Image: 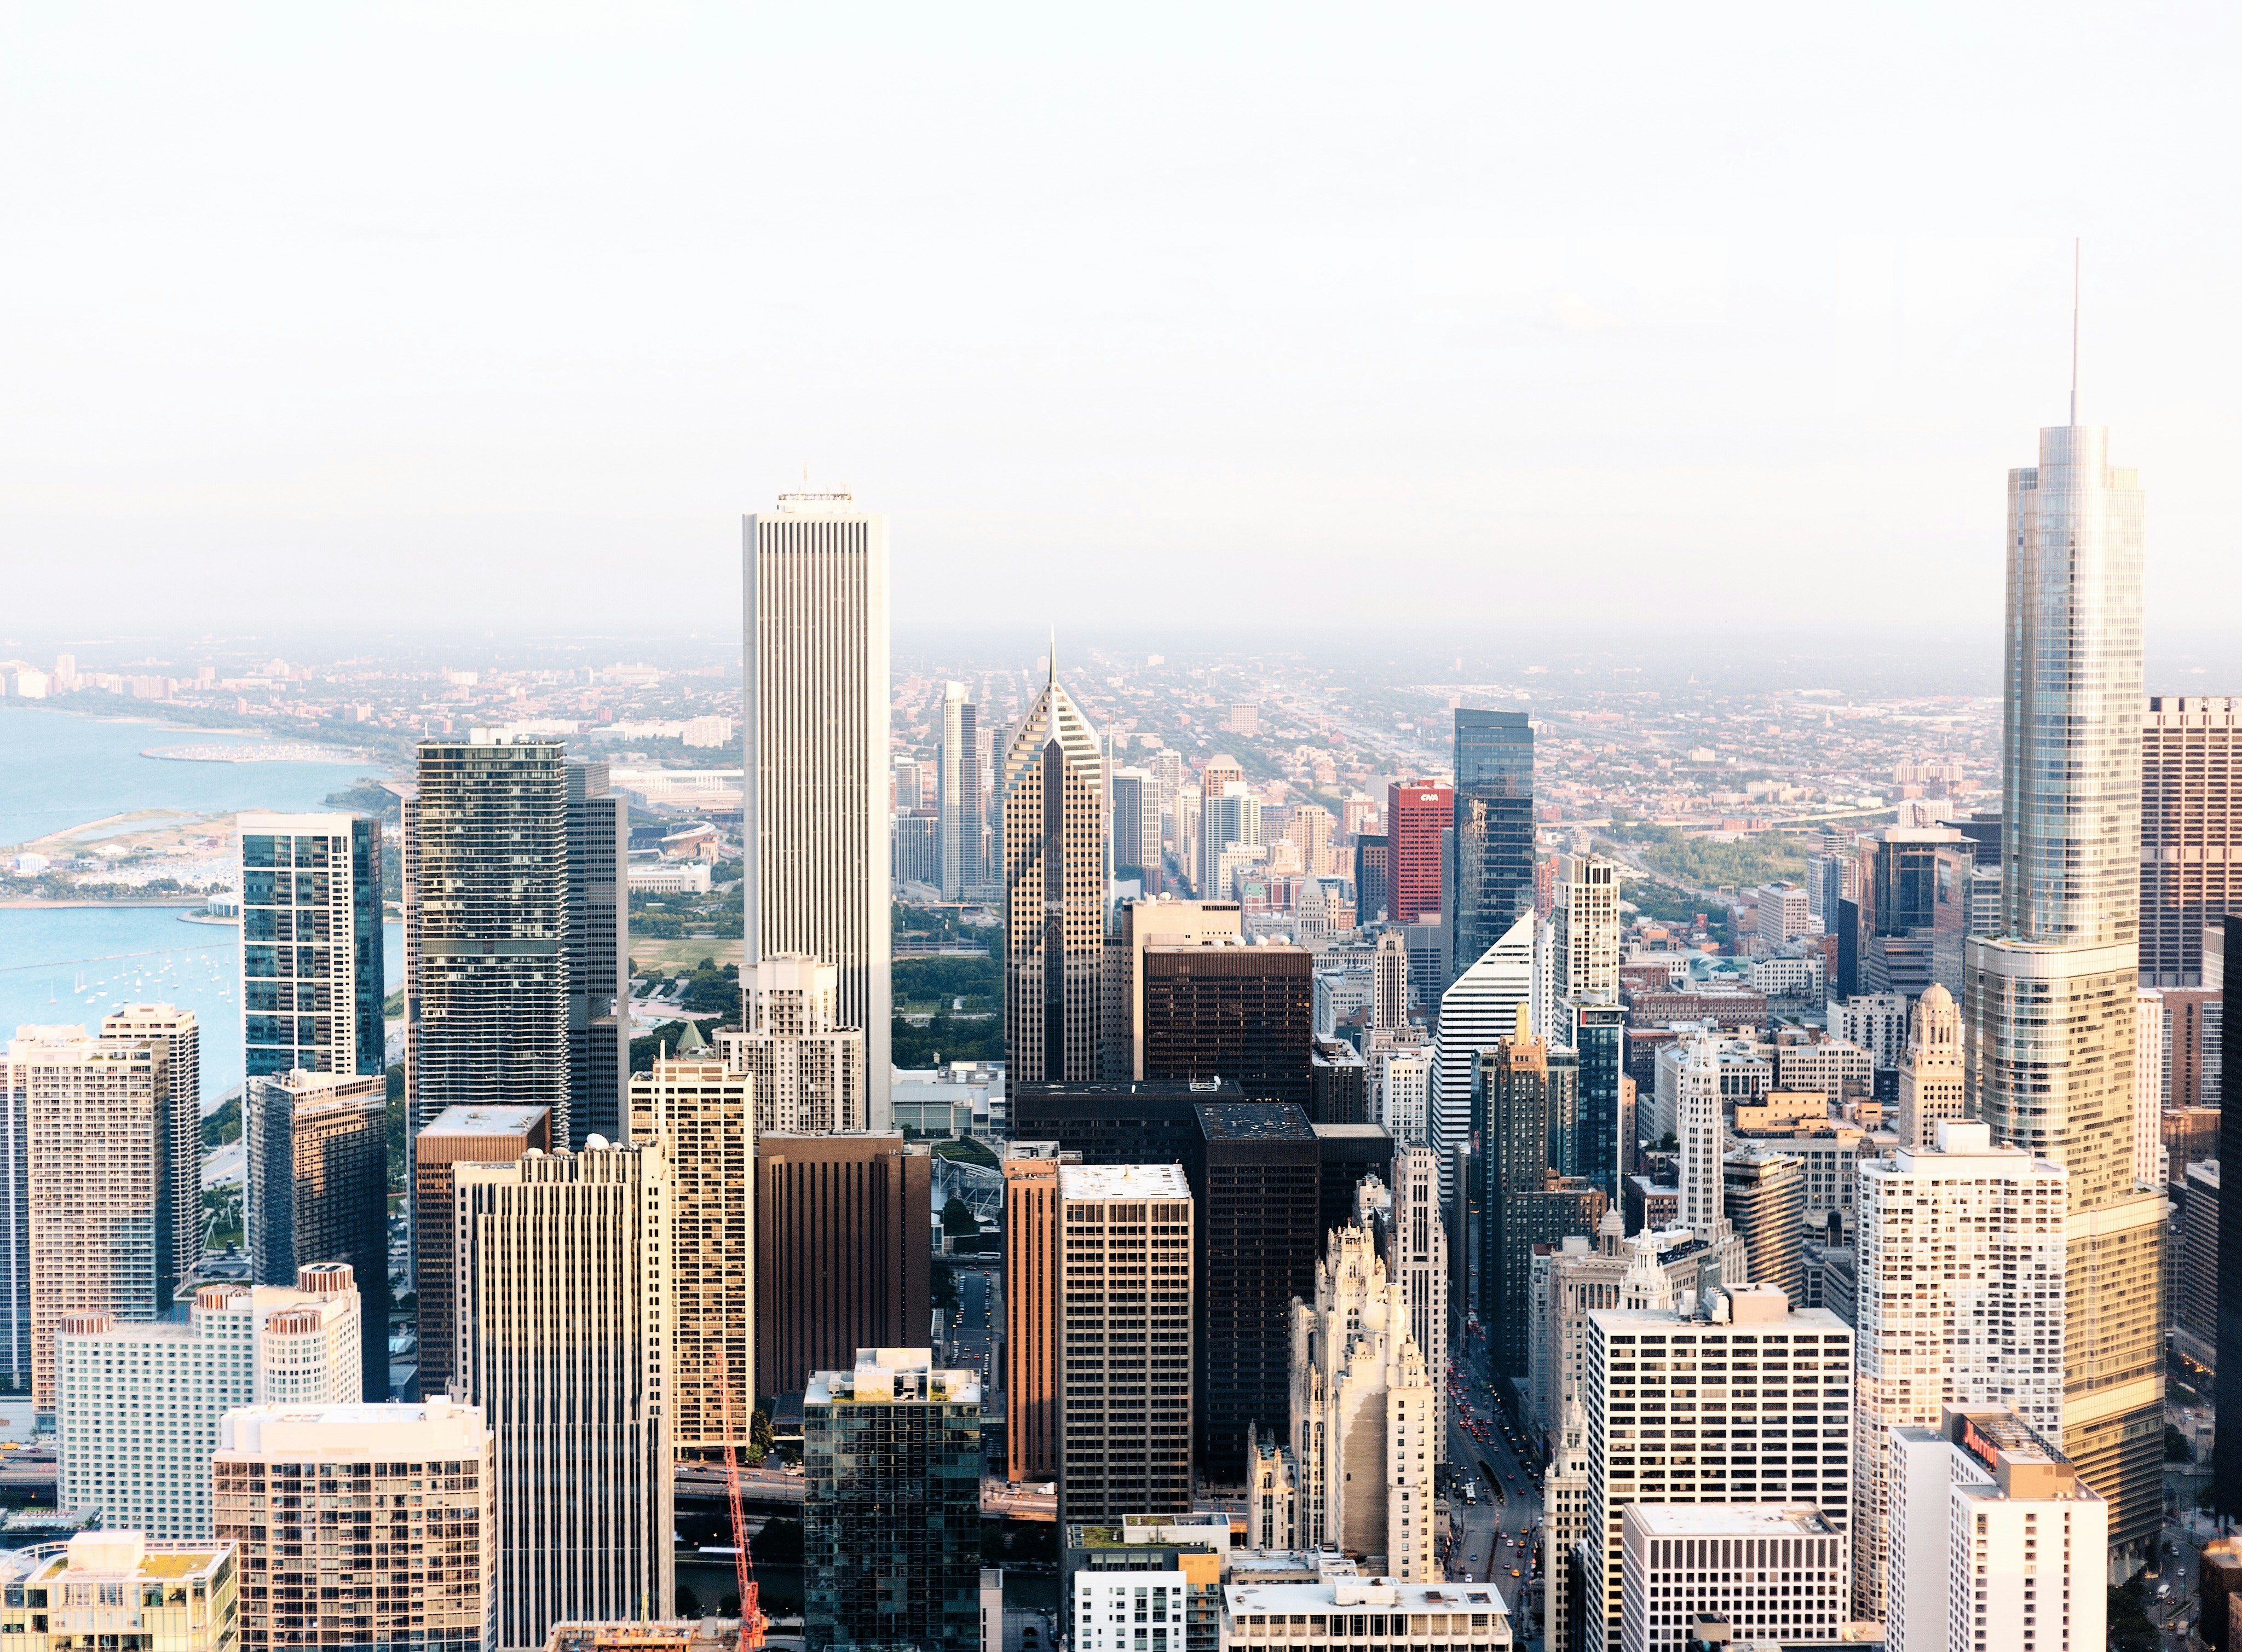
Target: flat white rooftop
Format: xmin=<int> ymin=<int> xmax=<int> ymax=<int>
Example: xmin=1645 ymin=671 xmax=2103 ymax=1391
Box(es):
xmin=1624 ymin=1504 xmax=1834 ymax=1537
xmin=1063 ymin=1163 xmax=1191 ymax=1201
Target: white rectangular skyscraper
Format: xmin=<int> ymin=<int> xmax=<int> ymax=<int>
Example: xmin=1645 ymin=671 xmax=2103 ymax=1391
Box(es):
xmin=745 ymin=495 xmax=892 ymax=1127
xmin=1851 ymin=1120 xmax=2066 ymax=1620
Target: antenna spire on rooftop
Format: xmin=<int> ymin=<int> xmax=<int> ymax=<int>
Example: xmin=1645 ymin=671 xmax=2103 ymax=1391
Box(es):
xmin=2070 ymin=237 xmax=2080 ymax=425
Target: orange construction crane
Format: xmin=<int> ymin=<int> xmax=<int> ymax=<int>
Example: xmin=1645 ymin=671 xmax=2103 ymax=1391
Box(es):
xmin=717 ymin=1364 xmax=768 ymax=1649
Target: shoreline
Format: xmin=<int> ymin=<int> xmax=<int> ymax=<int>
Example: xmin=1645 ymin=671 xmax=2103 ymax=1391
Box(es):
xmin=0 ymin=899 xmax=207 ymax=910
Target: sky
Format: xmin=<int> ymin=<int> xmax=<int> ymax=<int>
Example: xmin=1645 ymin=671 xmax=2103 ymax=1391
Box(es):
xmin=4 ymin=4 xmax=2239 ymax=646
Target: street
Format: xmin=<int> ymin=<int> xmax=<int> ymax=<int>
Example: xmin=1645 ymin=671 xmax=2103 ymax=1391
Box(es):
xmin=1442 ymin=1347 xmax=1544 ymax=1631
xmin=945 ymin=1262 xmax=999 ymax=1393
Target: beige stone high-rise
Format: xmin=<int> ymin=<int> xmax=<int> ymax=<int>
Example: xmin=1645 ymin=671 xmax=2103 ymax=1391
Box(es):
xmin=1967 ymin=417 xmax=2164 ymax=1576
xmin=717 ymin=955 xmax=865 ymax=1134
xmin=24 ymin=1036 xmax=177 ymax=1416
xmin=629 ymin=1039 xmax=754 ymax=1458
xmin=1849 ymin=1122 xmax=2067 ymax=1619
xmin=100 ymin=1004 xmax=201 ymax=1290
xmin=1285 ymin=1218 xmax=1438 ymax=1579
xmin=454 ymin=1141 xmax=673 ymax=1646
xmin=1058 ymin=1164 xmax=1194 ymax=1526
xmin=1895 ymin=982 xmax=1965 ymax=1149
xmin=1001 ymin=650 xmax=1107 ymax=1084
xmin=743 ymin=494 xmax=891 ymax=1128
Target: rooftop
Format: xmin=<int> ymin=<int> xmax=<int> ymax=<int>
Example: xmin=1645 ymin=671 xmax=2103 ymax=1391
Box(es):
xmin=422 ymin=1104 xmax=551 ymax=1137
xmin=1061 ymin=1164 xmax=1191 ymax=1200
xmin=1197 ymin=1103 xmax=1316 ymax=1143
xmin=1625 ymin=1504 xmax=1834 ymax=1537
xmin=1225 ymin=1581 xmax=1510 ymax=1617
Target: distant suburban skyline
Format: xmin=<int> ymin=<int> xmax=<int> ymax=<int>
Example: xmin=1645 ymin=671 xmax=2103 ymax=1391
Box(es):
xmin=4 ymin=7 xmax=2238 ymax=637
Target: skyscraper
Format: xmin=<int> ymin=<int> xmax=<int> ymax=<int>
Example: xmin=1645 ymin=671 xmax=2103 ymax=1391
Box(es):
xmin=1720 ymin=1146 xmax=1803 ymax=1302
xmin=1451 ymin=710 xmax=1535 ymax=980
xmin=454 ymin=1140 xmax=675 ymax=1644
xmin=564 ymin=759 xmax=629 ymax=1148
xmin=941 ymin=681 xmax=984 ymax=899
xmin=1385 ymin=781 xmax=1452 ymax=927
xmin=718 ymin=955 xmax=867 ymax=1134
xmin=629 ymin=1038 xmax=755 ymax=1459
xmin=57 ymin=1268 xmax=361 ymax=1540
xmin=407 ymin=732 xmax=570 ymax=1142
xmin=237 ymin=815 xmax=385 ymax=1084
xmin=1198 ymin=782 xmax=1262 ymax=902
xmin=1056 ymin=1164 xmax=1195 ymax=1526
xmin=243 ymin=1069 xmax=390 ymax=1399
xmin=1000 ymin=650 xmax=1106 ymax=1084
xmin=1886 ymin=1408 xmax=2108 ymax=1652
xmin=1002 ymin=1144 xmax=1064 ymax=1486
xmin=1373 ymin=930 xmax=1410 ymax=1031
xmin=753 ymin=1133 xmax=931 ymax=1396
xmin=1896 ymin=982 xmax=1966 ymax=1148
xmin=1852 ymin=1123 xmax=2067 ymax=1620
xmin=1550 ymin=853 xmax=1626 ymax=1200
xmin=1477 ymin=1028 xmax=1605 ymax=1376
xmin=1102 ymin=898 xmax=1243 ymax=1080
xmin=744 ymin=493 xmax=892 ymax=1127
xmin=1285 ymin=1219 xmax=1438 ymax=1578
xmin=1967 ymin=412 xmax=2164 ymax=1568
xmin=214 ymin=1397 xmax=495 ymax=1652
xmin=1191 ymin=1104 xmax=1322 ymax=1478
xmin=1112 ymin=767 xmax=1161 ymax=883
xmin=2141 ymin=696 xmax=2239 ymax=986
xmin=1674 ymin=1035 xmax=1725 ymax=1236
xmin=1139 ymin=938 xmax=1313 ymax=1107
xmin=1355 ymin=833 xmax=1391 ymax=926
xmin=411 ymin=1103 xmax=549 ymax=1400
xmin=24 ymin=1037 xmax=176 ymax=1416
xmin=1431 ymin=910 xmax=1533 ymax=1200
xmin=100 ymin=1004 xmax=204 ymax=1292
xmin=1582 ymin=1287 xmax=1854 ymax=1652
xmin=805 ymin=1349 xmax=984 ymax=1652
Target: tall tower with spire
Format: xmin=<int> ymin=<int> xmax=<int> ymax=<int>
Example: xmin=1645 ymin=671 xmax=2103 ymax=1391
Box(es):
xmin=1966 ymin=260 xmax=2163 ymax=1575
xmin=1000 ymin=638 xmax=1107 ymax=1083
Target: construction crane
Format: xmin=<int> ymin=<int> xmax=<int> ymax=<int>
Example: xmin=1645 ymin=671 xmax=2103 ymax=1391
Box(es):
xmin=718 ymin=1364 xmax=768 ymax=1649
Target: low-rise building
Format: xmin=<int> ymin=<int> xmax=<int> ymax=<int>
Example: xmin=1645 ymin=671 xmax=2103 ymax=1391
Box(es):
xmin=0 ymin=1532 xmax=237 ymax=1651
xmin=1220 ymin=1574 xmax=1511 ymax=1652
xmin=1618 ymin=1505 xmax=1843 ymax=1652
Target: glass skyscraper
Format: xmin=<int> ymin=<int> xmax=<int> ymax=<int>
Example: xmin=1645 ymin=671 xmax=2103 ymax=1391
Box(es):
xmin=1967 ymin=419 xmax=2162 ymax=1573
xmin=237 ymin=813 xmax=385 ymax=1081
xmin=407 ymin=733 xmax=570 ymax=1141
xmin=1450 ymin=709 xmax=1535 ymax=979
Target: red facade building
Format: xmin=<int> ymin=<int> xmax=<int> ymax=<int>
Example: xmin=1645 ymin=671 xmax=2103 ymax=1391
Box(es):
xmin=1385 ymin=778 xmax=1453 ymax=925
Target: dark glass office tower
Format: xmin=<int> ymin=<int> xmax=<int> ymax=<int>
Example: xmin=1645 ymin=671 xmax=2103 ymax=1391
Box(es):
xmin=1563 ymin=998 xmax=1627 ymax=1199
xmin=564 ymin=760 xmax=629 ymax=1148
xmin=1451 ymin=709 xmax=1535 ymax=980
xmin=1476 ymin=1035 xmax=1605 ymax=1377
xmin=408 ymin=733 xmax=570 ymax=1141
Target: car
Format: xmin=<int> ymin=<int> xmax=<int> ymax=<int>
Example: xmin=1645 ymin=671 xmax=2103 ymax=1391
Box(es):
xmin=1509 ymin=1569 xmax=1521 ymax=1579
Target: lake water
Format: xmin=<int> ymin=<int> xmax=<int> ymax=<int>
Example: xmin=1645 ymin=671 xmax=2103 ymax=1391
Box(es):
xmin=0 ymin=707 xmax=402 ymax=1105
xmin=0 ymin=906 xmax=405 ymax=1110
xmin=0 ymin=704 xmax=375 ymax=847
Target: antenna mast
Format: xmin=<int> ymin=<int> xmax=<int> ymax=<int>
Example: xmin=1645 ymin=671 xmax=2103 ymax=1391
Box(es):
xmin=2070 ymin=237 xmax=2080 ymax=425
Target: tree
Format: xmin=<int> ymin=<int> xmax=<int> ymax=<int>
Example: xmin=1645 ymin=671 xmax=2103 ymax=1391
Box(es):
xmin=750 ymin=1407 xmax=776 ymax=1463
xmin=941 ymin=1196 xmax=979 ymax=1237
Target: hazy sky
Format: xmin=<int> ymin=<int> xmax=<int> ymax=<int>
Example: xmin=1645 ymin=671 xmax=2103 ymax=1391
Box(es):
xmin=5 ymin=5 xmax=2239 ymax=643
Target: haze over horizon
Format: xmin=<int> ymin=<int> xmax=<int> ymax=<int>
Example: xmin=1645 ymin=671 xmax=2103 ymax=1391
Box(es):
xmin=5 ymin=6 xmax=2239 ymax=641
